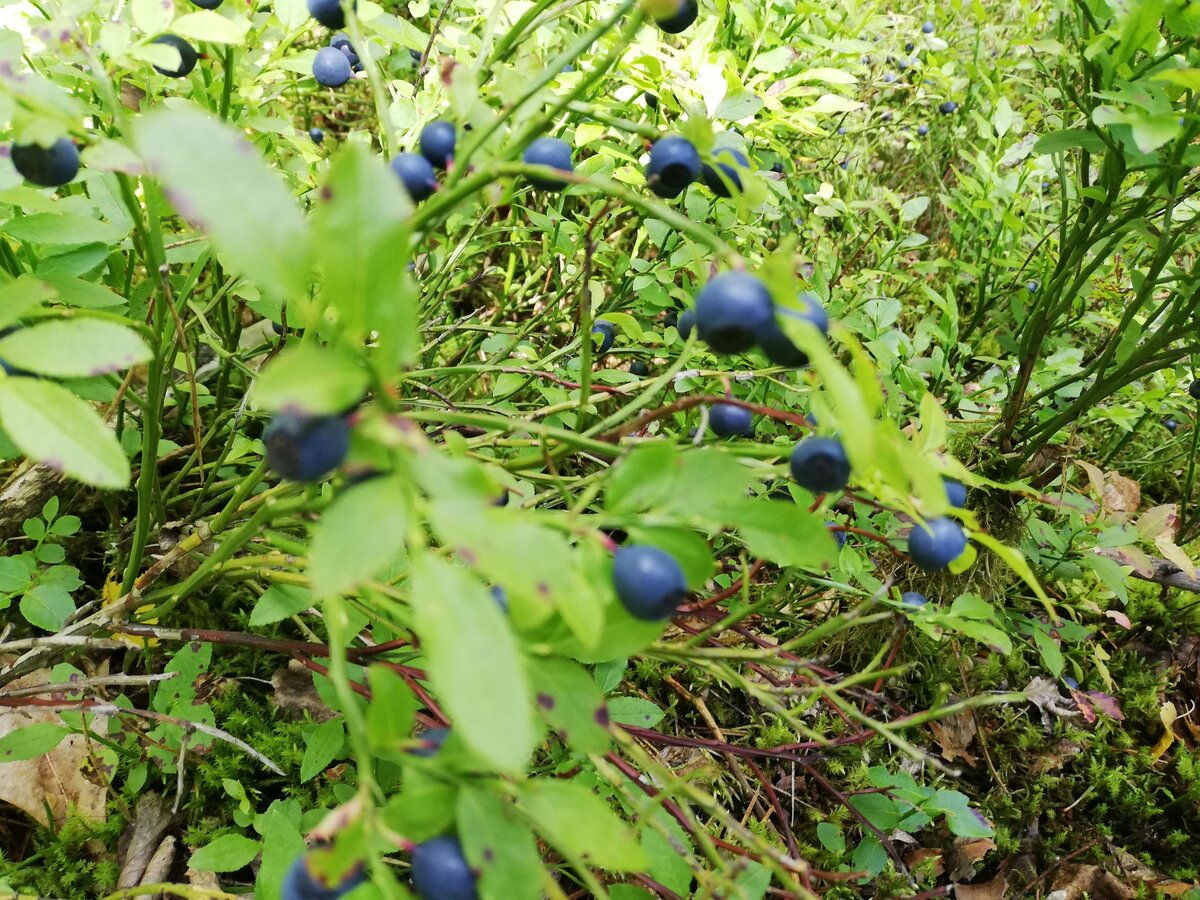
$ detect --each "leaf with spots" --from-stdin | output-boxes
[0,721,68,762]
[457,787,542,900]
[606,696,665,729]
[523,657,610,754]
[518,778,648,872]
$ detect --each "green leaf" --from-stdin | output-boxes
[606,696,664,729]
[719,498,837,570]
[20,582,74,631]
[134,106,310,301]
[172,11,251,43]
[300,718,344,782]
[606,441,677,514]
[365,665,417,753]
[310,145,415,359]
[251,342,368,416]
[381,776,458,843]
[664,449,754,520]
[642,809,694,895]
[254,803,305,900]
[0,556,34,593]
[518,779,648,872]
[0,320,150,377]
[715,91,764,120]
[1033,128,1106,155]
[2,213,124,246]
[189,834,262,873]
[851,834,888,877]
[1033,627,1064,677]
[248,584,313,627]
[308,477,409,597]
[411,556,535,773]
[0,722,67,762]
[0,379,129,488]
[899,196,930,222]
[0,278,56,329]
[926,789,993,838]
[524,657,610,754]
[457,788,543,900]
[816,821,845,855]
[848,793,901,832]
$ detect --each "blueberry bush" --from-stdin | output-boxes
[1,0,1200,896]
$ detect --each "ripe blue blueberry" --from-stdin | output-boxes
[922,21,934,33]
[281,852,365,900]
[1165,418,1180,433]
[677,308,696,340]
[191,0,223,8]
[694,271,775,353]
[420,120,457,169]
[409,727,450,758]
[905,41,915,52]
[630,360,650,377]
[1190,381,1200,401]
[337,44,359,67]
[591,320,616,353]
[645,135,700,199]
[701,147,749,197]
[523,137,573,190]
[880,110,893,122]
[654,0,698,34]
[309,127,325,144]
[329,32,351,50]
[899,591,927,607]
[916,124,928,137]
[390,152,438,201]
[759,291,828,367]
[907,517,967,571]
[789,437,851,493]
[828,522,847,549]
[612,545,688,621]
[152,35,198,78]
[709,402,754,438]
[1026,279,1039,293]
[411,836,478,900]
[308,0,353,29]
[313,46,352,87]
[10,137,79,187]
[490,585,508,612]
[264,412,350,482]
[883,72,896,83]
[938,100,958,114]
[943,477,967,509]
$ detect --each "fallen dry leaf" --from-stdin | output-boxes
[929,710,979,766]
[954,873,1007,900]
[902,847,943,877]
[1049,864,1134,900]
[1032,739,1082,775]
[118,794,175,888]
[271,661,337,722]
[1101,471,1140,518]
[0,670,106,826]
[946,836,996,881]
[1025,676,1082,728]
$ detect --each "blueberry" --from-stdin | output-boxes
[312,46,352,87]
[899,591,927,607]
[789,436,851,493]
[905,41,915,52]
[645,134,700,199]
[907,517,967,571]
[759,291,828,367]
[309,127,325,144]
[390,152,438,201]
[1191,381,1200,401]
[492,489,509,507]
[837,126,847,135]
[1165,418,1180,433]
[943,477,967,509]
[709,402,754,437]
[591,319,616,353]
[654,0,698,34]
[10,137,79,187]
[522,136,573,190]
[411,836,478,900]
[490,585,508,612]
[630,360,650,376]
[663,311,678,328]
[612,545,687,621]
[644,91,659,110]
[880,110,893,122]
[264,412,350,482]
[921,20,934,33]
[409,727,450,758]
[1063,676,1079,690]
[308,0,353,29]
[883,72,896,83]
[419,120,457,169]
[329,32,352,50]
[151,35,198,78]
[694,272,775,353]
[701,147,749,197]
[1026,279,1039,292]
[338,45,359,67]
[938,100,958,115]
[828,522,847,549]
[916,124,928,137]
[677,308,696,340]
[191,0,223,8]
[281,852,365,900]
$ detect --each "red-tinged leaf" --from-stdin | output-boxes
[1085,691,1124,720]
[1105,609,1132,629]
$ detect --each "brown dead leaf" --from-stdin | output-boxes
[1050,864,1134,900]
[954,874,1007,900]
[1025,676,1082,728]
[0,670,106,826]
[902,847,944,877]
[1031,739,1082,775]
[929,710,978,766]
[271,661,337,722]
[946,836,996,881]
[1102,470,1140,519]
